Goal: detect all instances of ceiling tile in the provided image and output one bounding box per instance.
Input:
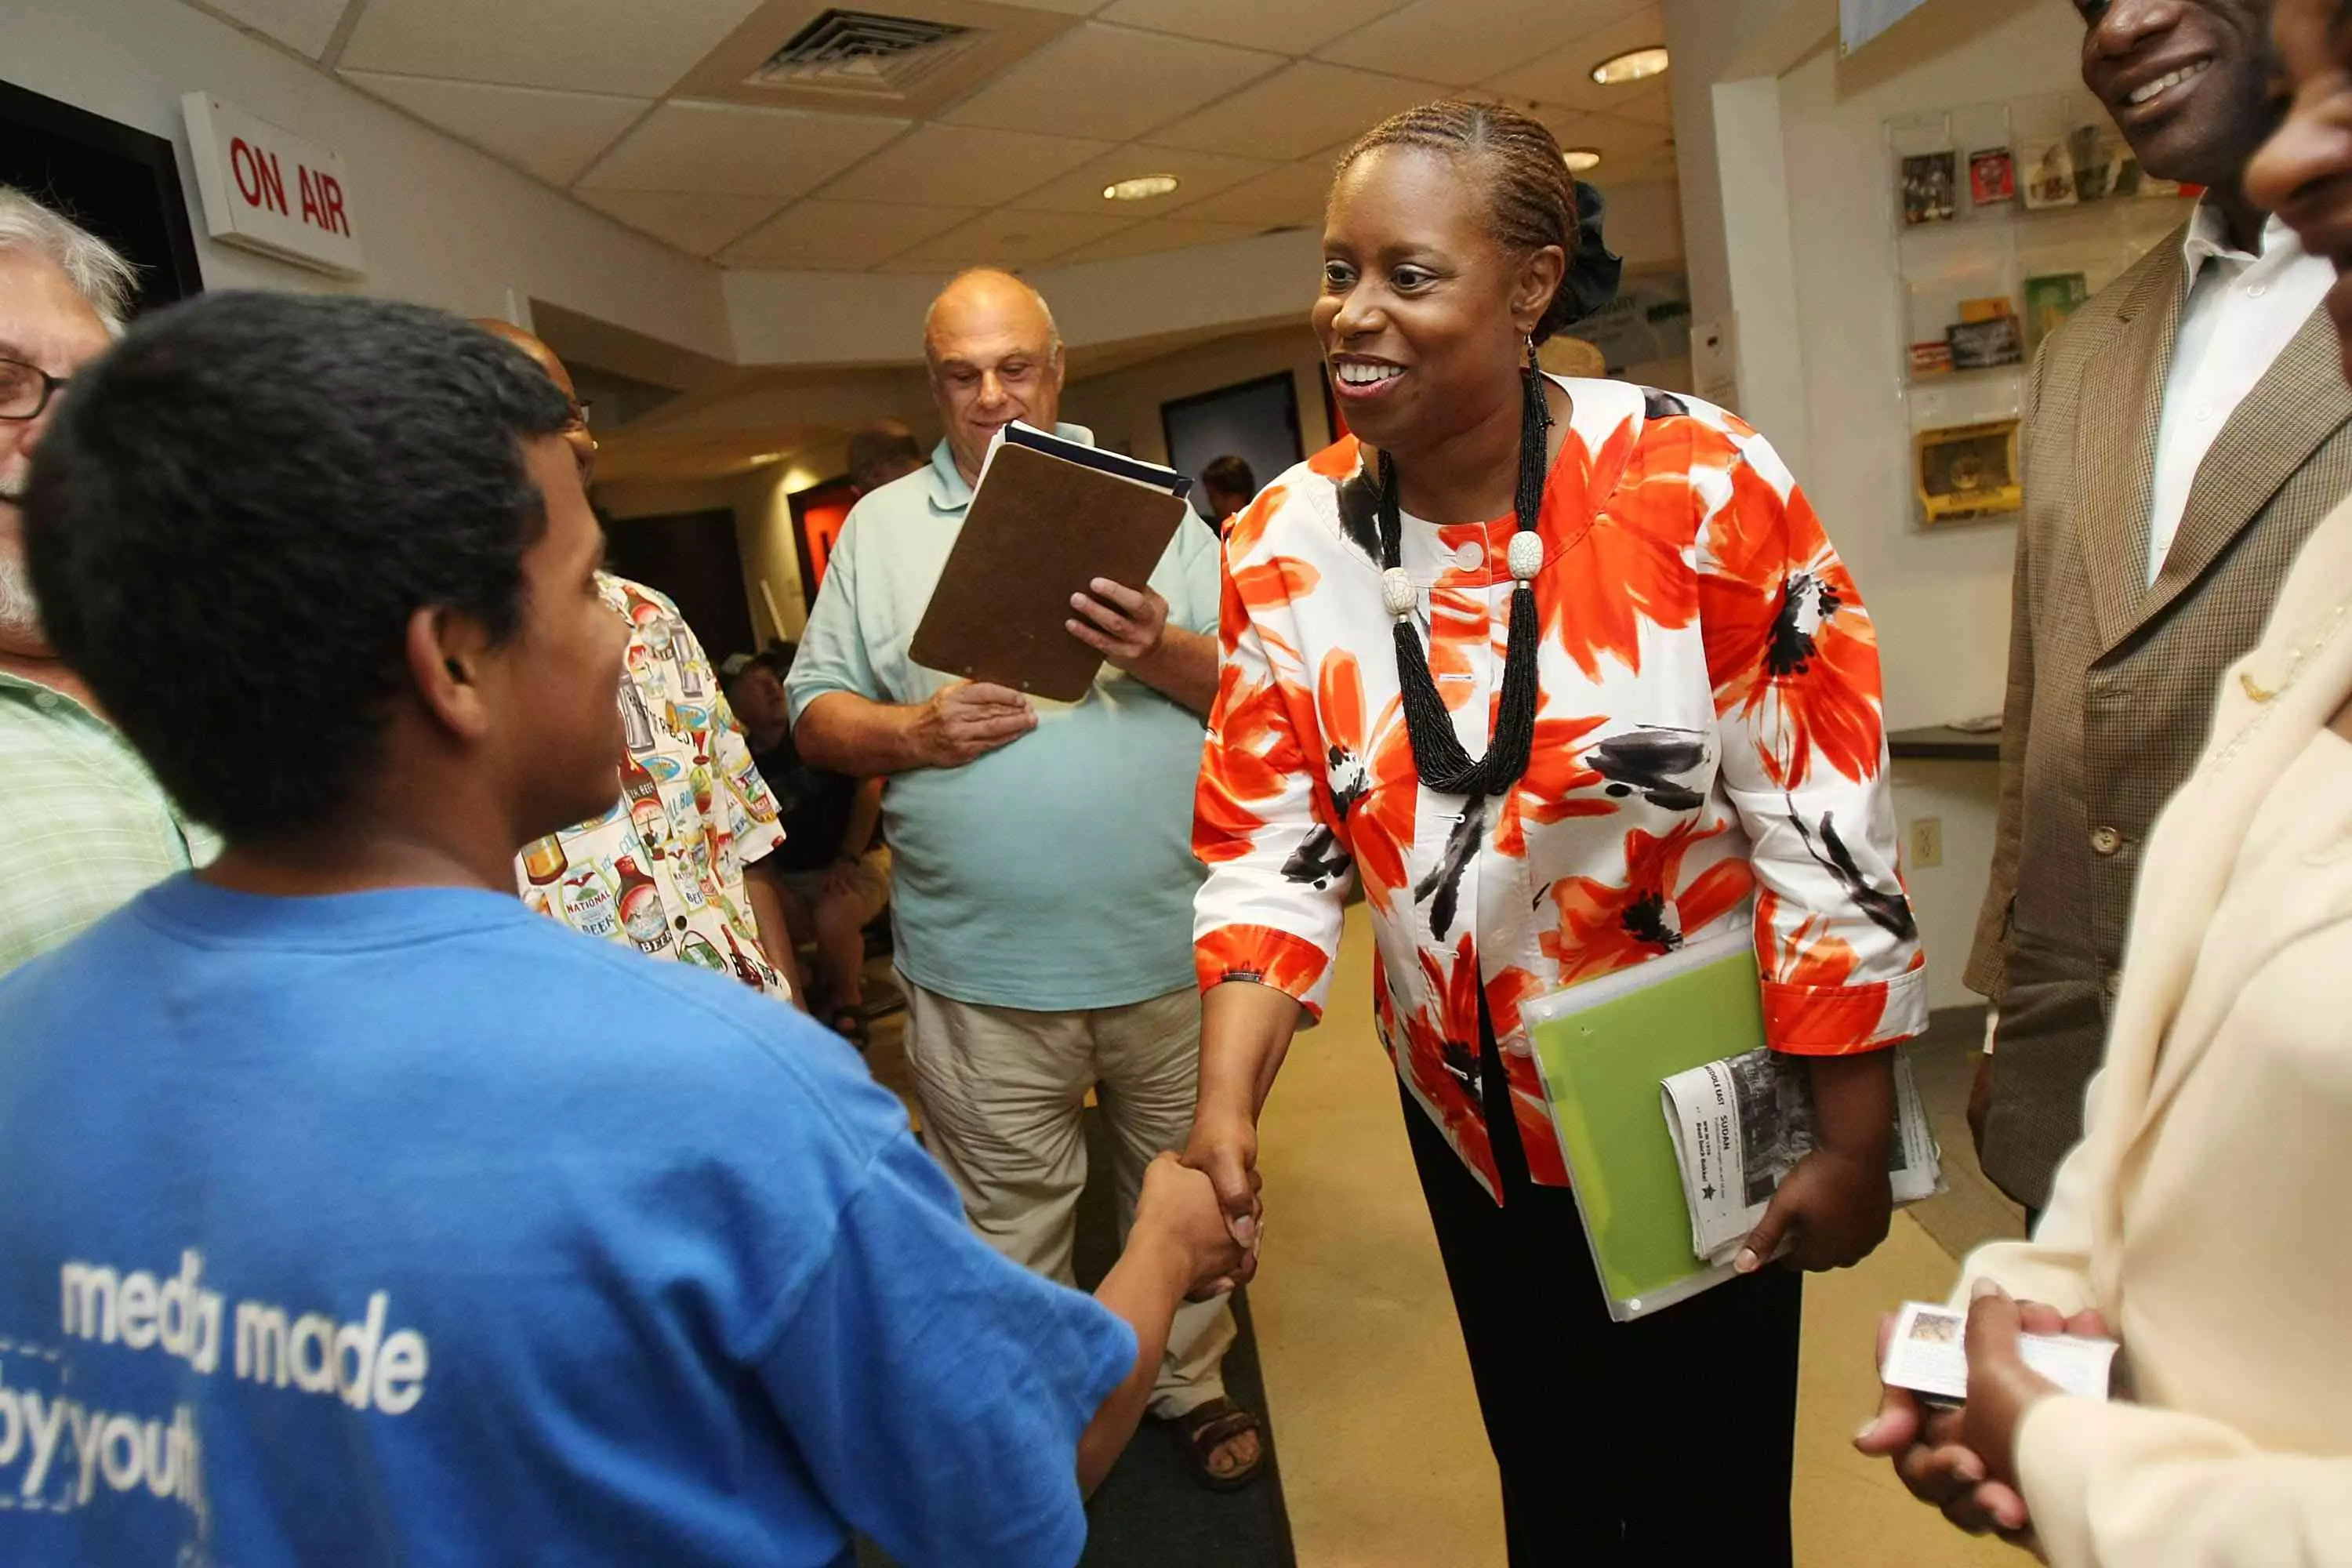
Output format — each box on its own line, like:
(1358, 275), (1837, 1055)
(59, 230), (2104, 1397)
(1145, 61), (1445, 162)
(198, 0), (350, 58)
(1533, 111), (1674, 181)
(811, 124), (1114, 207)
(938, 23), (1286, 143)
(717, 199), (981, 269)
(898, 209), (1136, 267)
(1052, 218), (1266, 266)
(1097, 0), (1414, 57)
(1317, 0), (1650, 88)
(575, 190), (782, 256)
(1483, 7), (1668, 116)
(1167, 159), (1333, 227)
(982, 0), (1102, 12)
(1009, 146), (1279, 216)
(339, 72), (649, 187)
(577, 102), (909, 198)
(340, 0), (767, 96)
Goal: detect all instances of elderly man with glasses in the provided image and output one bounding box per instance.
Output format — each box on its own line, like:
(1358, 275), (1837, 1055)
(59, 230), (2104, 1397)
(0, 186), (215, 976)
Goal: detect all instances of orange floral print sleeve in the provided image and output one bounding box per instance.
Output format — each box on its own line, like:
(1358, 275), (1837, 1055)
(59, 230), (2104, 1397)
(1693, 419), (1919, 1057)
(1192, 494), (1348, 1022)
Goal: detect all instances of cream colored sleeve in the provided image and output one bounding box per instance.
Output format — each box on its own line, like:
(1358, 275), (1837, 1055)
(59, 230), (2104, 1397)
(1950, 1069), (2104, 1316)
(2017, 1396), (2352, 1568)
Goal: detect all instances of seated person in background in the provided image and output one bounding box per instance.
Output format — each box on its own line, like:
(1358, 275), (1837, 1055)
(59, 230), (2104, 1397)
(0, 291), (1246, 1568)
(478, 320), (799, 1002)
(1198, 453), (1254, 530)
(0, 185), (215, 977)
(722, 647), (891, 1038)
(847, 421), (925, 495)
(1857, 3), (2352, 1555)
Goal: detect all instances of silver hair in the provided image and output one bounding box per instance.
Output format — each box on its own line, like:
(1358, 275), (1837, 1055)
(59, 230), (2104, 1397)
(0, 186), (140, 336)
(923, 267), (1062, 361)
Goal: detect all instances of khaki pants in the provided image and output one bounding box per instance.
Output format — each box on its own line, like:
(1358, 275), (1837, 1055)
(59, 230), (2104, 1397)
(900, 978), (1235, 1418)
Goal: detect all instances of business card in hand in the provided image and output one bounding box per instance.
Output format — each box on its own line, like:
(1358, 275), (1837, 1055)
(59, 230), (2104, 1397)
(1881, 1301), (2119, 1406)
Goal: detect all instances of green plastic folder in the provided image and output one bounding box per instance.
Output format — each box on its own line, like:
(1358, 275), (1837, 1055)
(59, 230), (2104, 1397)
(1523, 931), (1766, 1323)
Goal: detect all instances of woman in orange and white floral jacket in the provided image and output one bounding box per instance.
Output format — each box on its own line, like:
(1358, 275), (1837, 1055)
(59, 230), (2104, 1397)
(1181, 102), (1927, 1566)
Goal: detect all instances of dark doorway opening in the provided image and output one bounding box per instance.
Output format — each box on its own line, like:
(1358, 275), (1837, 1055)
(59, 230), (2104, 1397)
(602, 509), (757, 662)
(0, 80), (205, 315)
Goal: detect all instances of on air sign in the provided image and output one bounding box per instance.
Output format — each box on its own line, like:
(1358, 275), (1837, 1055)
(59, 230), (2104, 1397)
(180, 93), (364, 278)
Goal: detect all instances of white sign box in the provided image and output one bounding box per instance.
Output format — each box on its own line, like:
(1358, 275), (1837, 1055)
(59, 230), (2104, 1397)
(180, 93), (364, 278)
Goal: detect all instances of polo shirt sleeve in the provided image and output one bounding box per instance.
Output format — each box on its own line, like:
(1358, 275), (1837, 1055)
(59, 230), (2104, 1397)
(1172, 508), (1221, 637)
(755, 1123), (1136, 1568)
(787, 508), (883, 724)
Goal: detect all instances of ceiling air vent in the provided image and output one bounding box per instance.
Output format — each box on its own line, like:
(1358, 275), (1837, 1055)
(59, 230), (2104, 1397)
(749, 9), (982, 100)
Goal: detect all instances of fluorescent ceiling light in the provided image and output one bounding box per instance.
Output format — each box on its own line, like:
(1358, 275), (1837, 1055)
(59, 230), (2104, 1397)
(1591, 45), (1669, 85)
(1563, 148), (1602, 172)
(1103, 174), (1181, 202)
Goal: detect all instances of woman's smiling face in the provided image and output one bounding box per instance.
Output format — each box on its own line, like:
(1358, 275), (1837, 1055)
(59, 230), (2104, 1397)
(1314, 145), (1555, 464)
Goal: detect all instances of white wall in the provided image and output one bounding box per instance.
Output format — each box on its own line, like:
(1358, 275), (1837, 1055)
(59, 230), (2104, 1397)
(1664, 0), (2091, 1008)
(1072, 325), (1332, 470)
(4, 0), (733, 357)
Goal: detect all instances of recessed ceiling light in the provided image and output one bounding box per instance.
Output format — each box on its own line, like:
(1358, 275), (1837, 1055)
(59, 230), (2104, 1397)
(1591, 45), (1669, 85)
(749, 451), (786, 464)
(1103, 174), (1181, 202)
(1563, 148), (1602, 173)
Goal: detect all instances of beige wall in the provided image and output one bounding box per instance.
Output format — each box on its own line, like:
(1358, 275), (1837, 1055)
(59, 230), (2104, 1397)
(1070, 325), (1332, 472)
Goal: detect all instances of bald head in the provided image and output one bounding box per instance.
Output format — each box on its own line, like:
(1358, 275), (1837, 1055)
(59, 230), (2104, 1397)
(924, 270), (1065, 484)
(471, 318), (593, 479)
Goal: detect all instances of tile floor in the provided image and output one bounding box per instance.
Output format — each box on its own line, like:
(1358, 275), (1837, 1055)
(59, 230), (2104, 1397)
(1246, 908), (2027, 1567)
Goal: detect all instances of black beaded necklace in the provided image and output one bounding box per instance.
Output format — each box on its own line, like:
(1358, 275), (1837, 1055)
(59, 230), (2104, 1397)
(1375, 342), (1552, 797)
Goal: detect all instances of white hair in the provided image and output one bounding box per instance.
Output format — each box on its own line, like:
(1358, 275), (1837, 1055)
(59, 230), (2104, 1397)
(0, 186), (140, 336)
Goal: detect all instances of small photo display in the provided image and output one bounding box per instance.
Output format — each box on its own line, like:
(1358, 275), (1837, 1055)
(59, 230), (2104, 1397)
(1969, 147), (2016, 205)
(1947, 313), (2024, 371)
(1918, 419), (2024, 524)
(2020, 138), (2079, 210)
(1909, 341), (1955, 378)
(1902, 151), (1958, 227)
(2024, 272), (2091, 358)
(1879, 1301), (2121, 1406)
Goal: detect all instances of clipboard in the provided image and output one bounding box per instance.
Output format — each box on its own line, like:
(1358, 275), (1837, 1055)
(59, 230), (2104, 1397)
(1522, 931), (1766, 1322)
(909, 428), (1192, 703)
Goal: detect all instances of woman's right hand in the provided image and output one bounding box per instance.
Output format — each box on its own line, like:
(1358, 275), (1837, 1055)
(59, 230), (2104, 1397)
(1181, 1104), (1264, 1290)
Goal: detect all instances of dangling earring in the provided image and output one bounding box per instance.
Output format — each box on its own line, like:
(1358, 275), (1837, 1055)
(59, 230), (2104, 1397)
(1525, 332), (1539, 372)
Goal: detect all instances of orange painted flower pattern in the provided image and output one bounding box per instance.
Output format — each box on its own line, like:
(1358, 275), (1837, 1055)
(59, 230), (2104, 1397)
(1194, 379), (1926, 1198)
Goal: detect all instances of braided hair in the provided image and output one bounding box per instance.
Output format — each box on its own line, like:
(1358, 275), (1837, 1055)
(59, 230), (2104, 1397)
(1335, 101), (1584, 344)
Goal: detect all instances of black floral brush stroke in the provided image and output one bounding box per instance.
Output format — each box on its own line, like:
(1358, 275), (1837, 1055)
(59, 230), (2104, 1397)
(1643, 387), (1691, 421)
(1766, 572), (1843, 679)
(1414, 798), (1487, 941)
(1283, 824), (1355, 890)
(1588, 727), (1709, 811)
(1335, 465), (1385, 567)
(1790, 802), (1918, 942)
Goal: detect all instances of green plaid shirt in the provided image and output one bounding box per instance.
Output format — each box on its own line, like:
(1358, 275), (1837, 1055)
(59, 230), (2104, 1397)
(0, 672), (216, 978)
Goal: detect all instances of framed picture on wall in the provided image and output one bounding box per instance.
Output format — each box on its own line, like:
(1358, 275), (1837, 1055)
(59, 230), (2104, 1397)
(0, 80), (204, 314)
(789, 475), (862, 611)
(1161, 372), (1305, 520)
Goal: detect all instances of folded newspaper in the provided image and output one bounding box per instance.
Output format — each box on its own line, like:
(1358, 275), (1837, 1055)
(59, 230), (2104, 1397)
(1661, 1047), (1944, 1265)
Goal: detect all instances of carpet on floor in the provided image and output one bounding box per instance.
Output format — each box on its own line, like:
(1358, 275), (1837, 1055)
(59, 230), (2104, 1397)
(857, 1105), (1297, 1568)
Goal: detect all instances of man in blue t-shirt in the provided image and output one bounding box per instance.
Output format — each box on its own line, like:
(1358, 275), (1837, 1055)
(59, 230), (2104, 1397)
(0, 293), (1247, 1568)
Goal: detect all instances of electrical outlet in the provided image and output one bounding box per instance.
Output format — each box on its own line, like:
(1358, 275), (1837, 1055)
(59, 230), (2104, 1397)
(1908, 816), (1944, 869)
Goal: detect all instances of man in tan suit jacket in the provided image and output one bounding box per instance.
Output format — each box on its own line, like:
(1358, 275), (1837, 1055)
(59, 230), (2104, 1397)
(1968, 0), (2352, 1213)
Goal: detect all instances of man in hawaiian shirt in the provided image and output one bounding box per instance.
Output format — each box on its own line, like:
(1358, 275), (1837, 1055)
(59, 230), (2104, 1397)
(479, 322), (796, 1001)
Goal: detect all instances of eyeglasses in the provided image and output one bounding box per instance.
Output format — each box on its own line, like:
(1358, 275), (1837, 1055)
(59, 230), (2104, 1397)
(0, 358), (68, 422)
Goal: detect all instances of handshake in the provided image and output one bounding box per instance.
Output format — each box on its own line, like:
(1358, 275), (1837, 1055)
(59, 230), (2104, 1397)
(1129, 1152), (1261, 1303)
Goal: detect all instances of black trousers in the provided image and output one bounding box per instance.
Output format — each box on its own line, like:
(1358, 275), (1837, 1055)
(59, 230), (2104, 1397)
(1403, 1015), (1802, 1566)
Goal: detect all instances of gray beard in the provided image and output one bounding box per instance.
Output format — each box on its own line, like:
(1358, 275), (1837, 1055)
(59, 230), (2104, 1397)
(0, 546), (48, 650)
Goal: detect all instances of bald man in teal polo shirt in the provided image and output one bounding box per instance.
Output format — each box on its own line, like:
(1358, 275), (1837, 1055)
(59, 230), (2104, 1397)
(786, 269), (1262, 1490)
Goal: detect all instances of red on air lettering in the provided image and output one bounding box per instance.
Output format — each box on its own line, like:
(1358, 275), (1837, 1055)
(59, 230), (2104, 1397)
(228, 138), (292, 216)
(318, 172), (350, 238)
(299, 166), (323, 228)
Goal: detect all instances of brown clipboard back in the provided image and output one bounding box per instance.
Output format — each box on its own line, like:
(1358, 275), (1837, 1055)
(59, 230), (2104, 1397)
(909, 442), (1192, 703)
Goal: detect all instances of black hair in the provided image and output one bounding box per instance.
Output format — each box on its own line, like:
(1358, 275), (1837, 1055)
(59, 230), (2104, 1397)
(1201, 454), (1257, 497)
(24, 290), (573, 841)
(1337, 100), (1584, 343)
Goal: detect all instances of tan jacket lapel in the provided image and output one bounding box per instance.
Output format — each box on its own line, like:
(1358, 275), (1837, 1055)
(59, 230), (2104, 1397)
(2074, 243), (2187, 652)
(2140, 308), (2352, 630)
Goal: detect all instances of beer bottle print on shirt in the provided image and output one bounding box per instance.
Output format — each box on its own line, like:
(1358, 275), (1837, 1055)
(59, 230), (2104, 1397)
(614, 854), (673, 955)
(619, 674), (656, 754)
(559, 862), (620, 940)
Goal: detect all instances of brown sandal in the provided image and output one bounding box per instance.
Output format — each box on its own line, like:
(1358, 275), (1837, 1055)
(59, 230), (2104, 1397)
(1169, 1396), (1265, 1492)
